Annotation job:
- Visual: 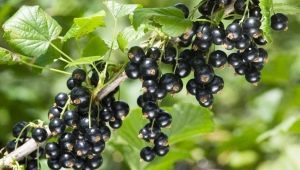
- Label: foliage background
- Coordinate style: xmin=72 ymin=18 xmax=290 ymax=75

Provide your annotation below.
xmin=1 ymin=0 xmax=300 ymax=169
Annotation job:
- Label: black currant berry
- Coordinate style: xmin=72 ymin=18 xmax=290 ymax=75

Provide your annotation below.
xmin=245 ymin=69 xmax=261 ymax=83
xmin=186 ymin=79 xmax=198 ymax=95
xmin=208 ymin=50 xmax=227 ymax=68
xmin=154 ymin=145 xmax=170 ymax=156
xmin=174 ymin=61 xmax=191 ymax=78
xmin=47 ymin=159 xmax=62 ymax=170
xmin=235 ymin=64 xmax=248 ymax=75
xmin=155 ymin=88 xmax=167 ymax=100
xmin=211 ymin=27 xmax=225 ymax=45
xmin=194 ymin=65 xmax=215 ymax=84
xmin=59 ymin=133 xmax=75 ymax=152
xmin=156 ymin=111 xmax=172 ymax=128
xmin=74 ymin=139 xmax=90 ymax=156
xmin=142 ymin=101 xmax=159 ymax=119
xmin=12 ymin=121 xmax=28 ymax=138
xmin=32 ymin=128 xmax=48 ymax=142
xmin=45 ymin=142 xmax=60 ymax=159
xmin=70 ymin=87 xmax=90 ymax=107
xmin=109 ymin=118 xmax=123 ymax=129
xmin=228 ymin=53 xmax=243 ymax=68
xmin=128 ymin=46 xmax=145 ymax=64
xmin=139 ymin=58 xmax=159 ymax=80
xmin=154 ymin=133 xmax=169 ymax=147
xmin=234 ymin=0 xmax=246 ymax=14
xmin=159 ymin=73 xmax=183 ymax=93
xmin=271 ymin=13 xmax=288 ymax=31
xmin=250 ymin=6 xmax=262 ymax=20
xmin=99 ymin=107 xmax=113 ymax=122
xmin=254 ymin=36 xmax=267 ymax=46
xmin=25 ymin=159 xmax=38 ymax=170
xmin=226 ymin=22 xmax=242 ymax=41
xmin=207 ymin=75 xmax=224 ymax=94
xmin=92 ymin=140 xmax=105 ymax=154
xmin=59 ymin=153 xmax=75 ymax=168
xmin=235 ymin=34 xmax=251 ymax=50
xmin=125 ymin=62 xmax=140 ymax=79
xmin=85 ymin=127 xmax=102 ymax=143
xmin=140 ymin=147 xmax=155 ymax=162
xmin=174 ymin=3 xmax=189 ymax=18
xmin=87 ymin=155 xmax=103 ymax=169
xmin=146 ymin=47 xmax=161 ymax=60
xmin=49 ymin=118 xmax=66 ymax=135
xmin=48 ymin=106 xmax=62 ymax=120
xmin=142 ymin=79 xmax=158 ymax=94
xmin=112 ymin=101 xmax=130 ymax=120
xmin=63 ymin=110 xmax=79 ymax=127
xmin=66 ymin=77 xmax=80 ymax=90
xmin=195 ymin=88 xmax=214 ymax=107
xmin=55 ymin=92 xmax=69 ymax=108
xmin=72 ymin=69 xmax=86 ymax=83
xmin=162 ymin=46 xmax=177 ymax=64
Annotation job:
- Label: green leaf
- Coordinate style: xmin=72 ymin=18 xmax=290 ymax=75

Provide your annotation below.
xmin=65 ymin=56 xmax=103 ymax=67
xmin=2 ymin=6 xmax=62 ymax=57
xmin=165 ymin=103 xmax=214 ymax=144
xmin=117 ymin=25 xmax=146 ymax=52
xmin=260 ymin=0 xmax=273 ymax=42
xmin=132 ymin=7 xmax=193 ymax=37
xmin=82 ymin=37 xmax=109 ymax=57
xmin=145 ymin=149 xmax=191 ymax=170
xmin=0 ymin=47 xmax=25 ymax=65
xmin=273 ymin=3 xmax=300 ymax=15
xmin=257 ymin=116 xmax=300 ymax=142
xmin=117 ymin=103 xmax=214 ymax=150
xmin=34 ymin=39 xmax=62 ymax=66
xmin=63 ymin=11 xmax=106 ymax=41
xmin=104 ymin=1 xmax=141 ymax=18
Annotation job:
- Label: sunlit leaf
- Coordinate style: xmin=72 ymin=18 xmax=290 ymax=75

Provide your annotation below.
xmin=65 ymin=56 xmax=103 ymax=67
xmin=104 ymin=1 xmax=141 ymax=18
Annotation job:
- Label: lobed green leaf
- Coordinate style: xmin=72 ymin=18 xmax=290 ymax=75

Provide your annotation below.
xmin=2 ymin=6 xmax=62 ymax=57
xmin=104 ymin=1 xmax=141 ymax=18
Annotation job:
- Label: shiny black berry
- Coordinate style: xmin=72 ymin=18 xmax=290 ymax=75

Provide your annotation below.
xmin=226 ymin=22 xmax=242 ymax=41
xmin=48 ymin=106 xmax=62 ymax=120
xmin=55 ymin=92 xmax=68 ymax=107
xmin=32 ymin=128 xmax=48 ymax=142
xmin=208 ymin=50 xmax=227 ymax=68
xmin=140 ymin=147 xmax=155 ymax=162
xmin=174 ymin=61 xmax=191 ymax=78
xmin=271 ymin=13 xmax=288 ymax=31
xmin=139 ymin=58 xmax=159 ymax=80
xmin=12 ymin=121 xmax=28 ymax=138
xmin=174 ymin=3 xmax=189 ymax=18
xmin=194 ymin=65 xmax=215 ymax=84
xmin=112 ymin=101 xmax=130 ymax=120
xmin=146 ymin=47 xmax=161 ymax=60
xmin=63 ymin=110 xmax=79 ymax=127
xmin=45 ymin=142 xmax=60 ymax=159
xmin=128 ymin=46 xmax=145 ymax=64
xmin=162 ymin=46 xmax=177 ymax=64
xmin=125 ymin=62 xmax=140 ymax=79
xmin=49 ymin=118 xmax=66 ymax=135
xmin=72 ymin=69 xmax=86 ymax=83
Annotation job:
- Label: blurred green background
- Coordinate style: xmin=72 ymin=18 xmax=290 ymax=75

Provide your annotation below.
xmin=1 ymin=0 xmax=300 ymax=169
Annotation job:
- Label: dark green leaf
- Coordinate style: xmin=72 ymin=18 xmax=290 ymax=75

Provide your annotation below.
xmin=273 ymin=3 xmax=300 ymax=15
xmin=132 ymin=7 xmax=192 ymax=37
xmin=82 ymin=37 xmax=109 ymax=57
xmin=34 ymin=39 xmax=62 ymax=66
xmin=63 ymin=11 xmax=106 ymax=41
xmin=65 ymin=56 xmax=103 ymax=67
xmin=2 ymin=6 xmax=62 ymax=57
xmin=104 ymin=1 xmax=141 ymax=18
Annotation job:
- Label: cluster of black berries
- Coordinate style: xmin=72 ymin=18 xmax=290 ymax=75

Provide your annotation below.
xmin=3 ymin=68 xmax=130 ymax=169
xmin=3 ymin=121 xmax=47 ymax=170
xmin=126 ymin=46 xmax=185 ymax=161
xmin=174 ymin=1 xmax=288 ymax=105
xmin=45 ymin=68 xmax=130 ymax=170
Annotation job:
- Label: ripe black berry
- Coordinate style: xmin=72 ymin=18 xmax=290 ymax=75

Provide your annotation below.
xmin=174 ymin=61 xmax=191 ymax=78
xmin=207 ymin=76 xmax=224 ymax=94
xmin=63 ymin=110 xmax=79 ymax=127
xmin=74 ymin=139 xmax=90 ymax=156
xmin=186 ymin=79 xmax=198 ymax=95
xmin=72 ymin=69 xmax=86 ymax=83
xmin=32 ymin=128 xmax=48 ymax=142
xmin=156 ymin=111 xmax=172 ymax=128
xmin=154 ymin=145 xmax=170 ymax=156
xmin=208 ymin=50 xmax=227 ymax=68
xmin=59 ymin=153 xmax=75 ymax=168
xmin=163 ymin=46 xmax=177 ymax=64
xmin=85 ymin=127 xmax=102 ymax=143
xmin=109 ymin=118 xmax=123 ymax=129
xmin=140 ymin=147 xmax=155 ymax=162
xmin=112 ymin=101 xmax=130 ymax=120
xmin=226 ymin=22 xmax=242 ymax=40
xmin=271 ymin=13 xmax=288 ymax=31
xmin=159 ymin=73 xmax=183 ymax=93
xmin=128 ymin=46 xmax=145 ymax=64
xmin=146 ymin=47 xmax=161 ymax=60
xmin=245 ymin=69 xmax=261 ymax=83
xmin=47 ymin=159 xmax=61 ymax=170
xmin=55 ymin=92 xmax=69 ymax=107
xmin=228 ymin=53 xmax=243 ymax=68
xmin=142 ymin=101 xmax=159 ymax=119
xmin=49 ymin=118 xmax=66 ymax=135
xmin=125 ymin=62 xmax=140 ymax=79
xmin=45 ymin=142 xmax=60 ymax=159
xmin=59 ymin=133 xmax=75 ymax=152
xmin=48 ymin=106 xmax=62 ymax=120
xmin=194 ymin=65 xmax=215 ymax=84
xmin=12 ymin=121 xmax=28 ymax=138
xmin=139 ymin=58 xmax=159 ymax=80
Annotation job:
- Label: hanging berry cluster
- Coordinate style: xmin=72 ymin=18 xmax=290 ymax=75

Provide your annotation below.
xmin=1 ymin=0 xmax=289 ymax=169
xmin=125 ymin=0 xmax=288 ymax=162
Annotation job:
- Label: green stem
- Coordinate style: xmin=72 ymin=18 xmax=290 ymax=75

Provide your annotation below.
xmin=21 ymin=61 xmax=71 ymax=75
xmin=50 ymin=43 xmax=74 ymax=62
xmin=240 ymin=0 xmax=251 ymax=23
